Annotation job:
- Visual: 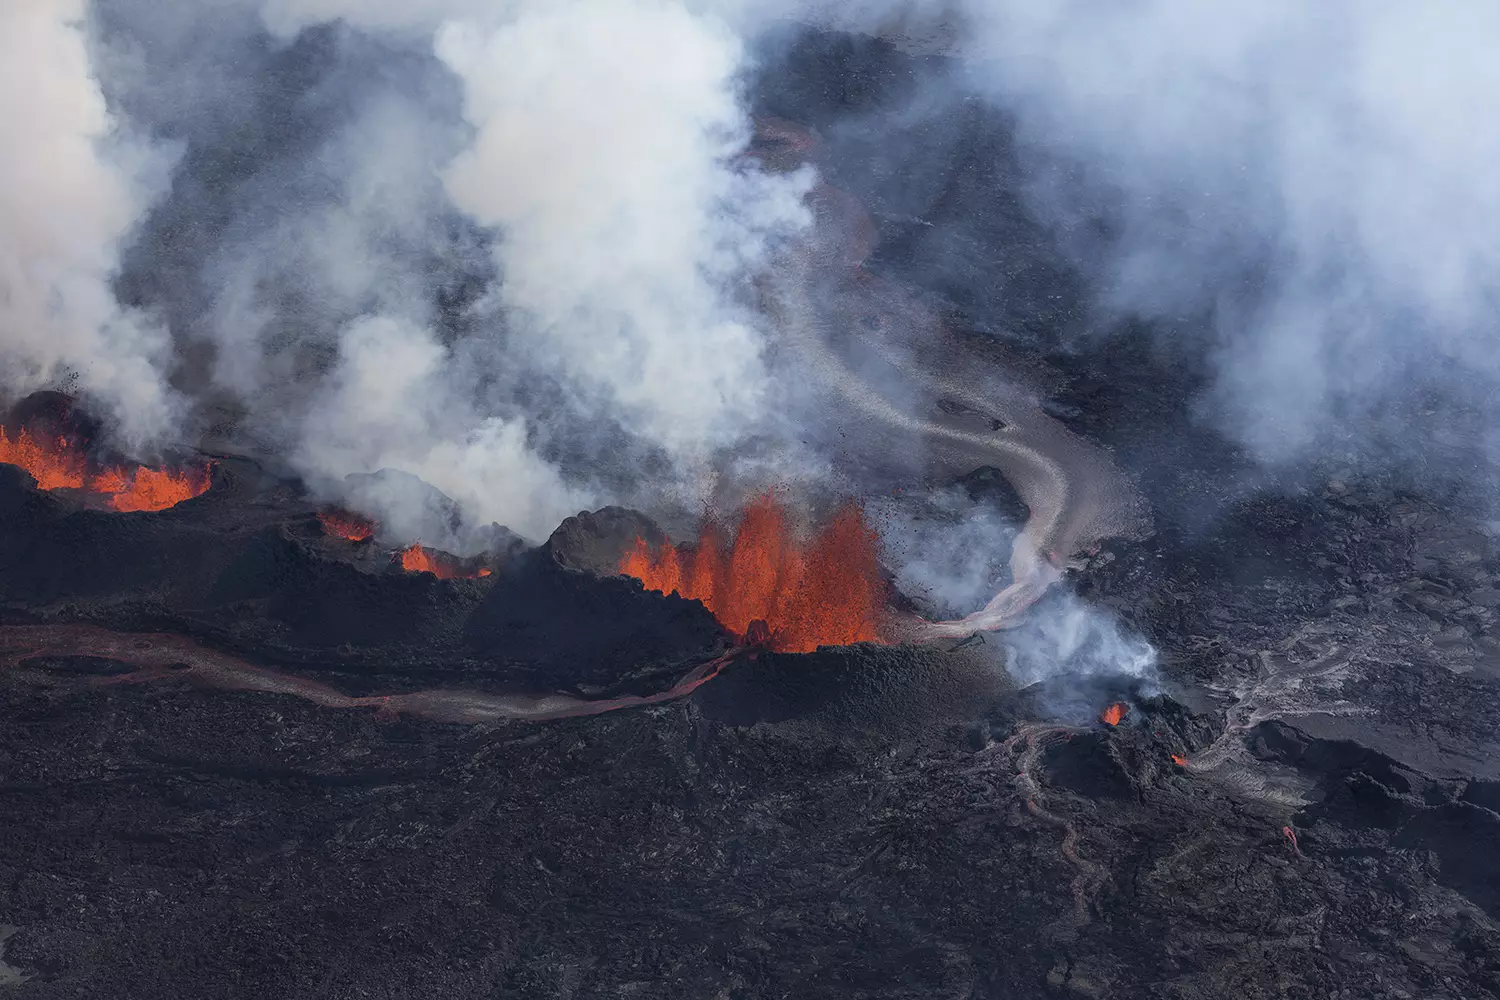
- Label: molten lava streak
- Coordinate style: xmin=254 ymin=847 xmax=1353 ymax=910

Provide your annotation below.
xmin=0 ymin=428 xmax=211 ymax=511
xmin=398 ymin=544 xmax=491 ymax=580
xmin=318 ymin=508 xmax=375 ymax=542
xmin=619 ymin=494 xmax=885 ymax=653
xmin=1100 ymin=702 xmax=1128 ymax=726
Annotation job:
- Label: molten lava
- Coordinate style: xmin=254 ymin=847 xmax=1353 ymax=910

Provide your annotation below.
xmin=103 ymin=466 xmax=214 ymax=513
xmin=1100 ymin=702 xmax=1128 ymax=726
xmin=0 ymin=427 xmax=211 ymax=512
xmin=618 ymin=494 xmax=886 ymax=653
xmin=318 ymin=508 xmax=376 ymax=542
xmin=0 ymin=427 xmax=85 ymax=489
xmin=1171 ymin=754 xmax=1187 ymax=767
xmin=398 ymin=544 xmax=492 ymax=580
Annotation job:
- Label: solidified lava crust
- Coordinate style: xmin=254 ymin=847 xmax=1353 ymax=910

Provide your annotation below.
xmin=2 ymin=33 xmax=1500 ymax=1000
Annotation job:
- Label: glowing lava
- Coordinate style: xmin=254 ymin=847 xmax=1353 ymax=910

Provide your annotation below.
xmin=0 ymin=427 xmax=85 ymax=489
xmin=398 ymin=544 xmax=491 ymax=580
xmin=1171 ymin=754 xmax=1187 ymax=767
xmin=0 ymin=427 xmax=212 ymax=512
xmin=1100 ymin=702 xmax=1128 ymax=726
xmin=318 ymin=508 xmax=376 ymax=542
xmin=619 ymin=494 xmax=886 ymax=653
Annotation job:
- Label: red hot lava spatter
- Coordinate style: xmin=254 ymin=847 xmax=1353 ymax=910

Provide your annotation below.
xmin=398 ymin=543 xmax=491 ymax=581
xmin=0 ymin=427 xmax=211 ymax=512
xmin=618 ymin=494 xmax=886 ymax=653
xmin=317 ymin=508 xmax=376 ymax=542
xmin=1100 ymin=702 xmax=1128 ymax=726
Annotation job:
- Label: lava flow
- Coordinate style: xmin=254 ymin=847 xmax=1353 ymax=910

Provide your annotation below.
xmin=318 ymin=508 xmax=376 ymax=542
xmin=398 ymin=544 xmax=491 ymax=580
xmin=0 ymin=427 xmax=212 ymax=512
xmin=1100 ymin=702 xmax=1128 ymax=726
xmin=619 ymin=494 xmax=885 ymax=653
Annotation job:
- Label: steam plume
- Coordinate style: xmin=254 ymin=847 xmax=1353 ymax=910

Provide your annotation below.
xmin=234 ymin=0 xmax=807 ymax=540
xmin=0 ymin=0 xmax=176 ymax=446
xmin=856 ymin=1 xmax=1500 ymax=477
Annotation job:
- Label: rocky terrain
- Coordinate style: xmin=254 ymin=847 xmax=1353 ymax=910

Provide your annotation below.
xmin=1 ymin=25 xmax=1498 ymax=1000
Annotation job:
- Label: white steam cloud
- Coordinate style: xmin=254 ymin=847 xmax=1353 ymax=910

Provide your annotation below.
xmin=0 ymin=0 xmax=176 ymax=446
xmin=434 ymin=4 xmax=810 ymax=460
xmin=874 ymin=487 xmax=1155 ymax=685
xmin=295 ymin=316 xmax=586 ymax=542
xmin=243 ymin=0 xmax=811 ymax=543
xmin=940 ymin=1 xmax=1500 ymax=470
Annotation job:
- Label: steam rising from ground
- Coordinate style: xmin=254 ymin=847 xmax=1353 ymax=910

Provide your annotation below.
xmin=22 ymin=0 xmax=1496 ymax=526
xmin=54 ymin=0 xmax=812 ymax=545
xmin=858 ymin=1 xmax=1500 ymax=479
xmin=873 ymin=488 xmax=1156 ymax=686
xmin=0 ymin=0 xmax=176 ymax=448
xmin=433 ymin=5 xmax=810 ymax=461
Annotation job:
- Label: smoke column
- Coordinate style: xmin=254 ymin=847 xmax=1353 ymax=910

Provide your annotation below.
xmin=228 ymin=0 xmax=809 ymax=541
xmin=0 ymin=0 xmax=177 ymax=447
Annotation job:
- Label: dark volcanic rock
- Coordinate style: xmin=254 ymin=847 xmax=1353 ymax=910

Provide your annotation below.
xmin=543 ymin=505 xmax=668 ymax=576
xmin=0 ymin=467 xmax=726 ymax=696
xmin=2 ymin=24 xmax=1500 ymax=1000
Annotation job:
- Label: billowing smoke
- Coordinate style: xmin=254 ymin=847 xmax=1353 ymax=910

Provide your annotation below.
xmin=295 ymin=315 xmax=586 ymax=543
xmin=0 ymin=0 xmax=177 ymax=447
xmin=431 ymin=5 xmax=810 ymax=463
xmin=869 ymin=487 xmax=1017 ymax=621
xmin=873 ymin=487 xmax=1155 ymax=687
xmin=874 ymin=1 xmax=1500 ymax=478
xmin=73 ymin=0 xmax=815 ymax=545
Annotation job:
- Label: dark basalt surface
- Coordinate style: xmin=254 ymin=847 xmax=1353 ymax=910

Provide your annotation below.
xmin=0 ymin=462 xmax=727 ymax=696
xmin=4 ymin=438 xmax=1500 ymax=999
xmin=3 ymin=25 xmax=1500 ymax=1000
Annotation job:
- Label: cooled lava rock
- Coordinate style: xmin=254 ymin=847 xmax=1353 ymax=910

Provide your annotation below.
xmin=2 ymin=24 xmax=1500 ymax=1000
xmin=0 ymin=462 xmax=727 ymax=696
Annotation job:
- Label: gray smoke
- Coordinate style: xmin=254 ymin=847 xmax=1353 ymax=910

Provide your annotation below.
xmin=0 ymin=0 xmax=178 ymax=448
xmin=872 ymin=487 xmax=1156 ymax=686
xmin=67 ymin=0 xmax=816 ymax=545
xmin=894 ymin=1 xmax=1500 ymax=477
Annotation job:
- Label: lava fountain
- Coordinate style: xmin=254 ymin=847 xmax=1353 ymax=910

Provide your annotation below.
xmin=619 ymin=494 xmax=886 ymax=653
xmin=398 ymin=543 xmax=492 ymax=580
xmin=0 ymin=427 xmax=212 ymax=512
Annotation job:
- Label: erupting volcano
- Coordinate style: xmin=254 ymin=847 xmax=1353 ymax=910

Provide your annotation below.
xmin=0 ymin=426 xmax=212 ymax=512
xmin=618 ymin=494 xmax=886 ymax=653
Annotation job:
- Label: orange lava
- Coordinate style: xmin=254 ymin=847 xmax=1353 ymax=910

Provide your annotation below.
xmin=618 ymin=494 xmax=886 ymax=653
xmin=0 ymin=427 xmax=211 ymax=512
xmin=105 ymin=466 xmax=213 ymax=512
xmin=398 ymin=544 xmax=491 ymax=580
xmin=0 ymin=427 xmax=85 ymax=489
xmin=1100 ymin=702 xmax=1128 ymax=726
xmin=1171 ymin=754 xmax=1187 ymax=767
xmin=318 ymin=508 xmax=376 ymax=542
